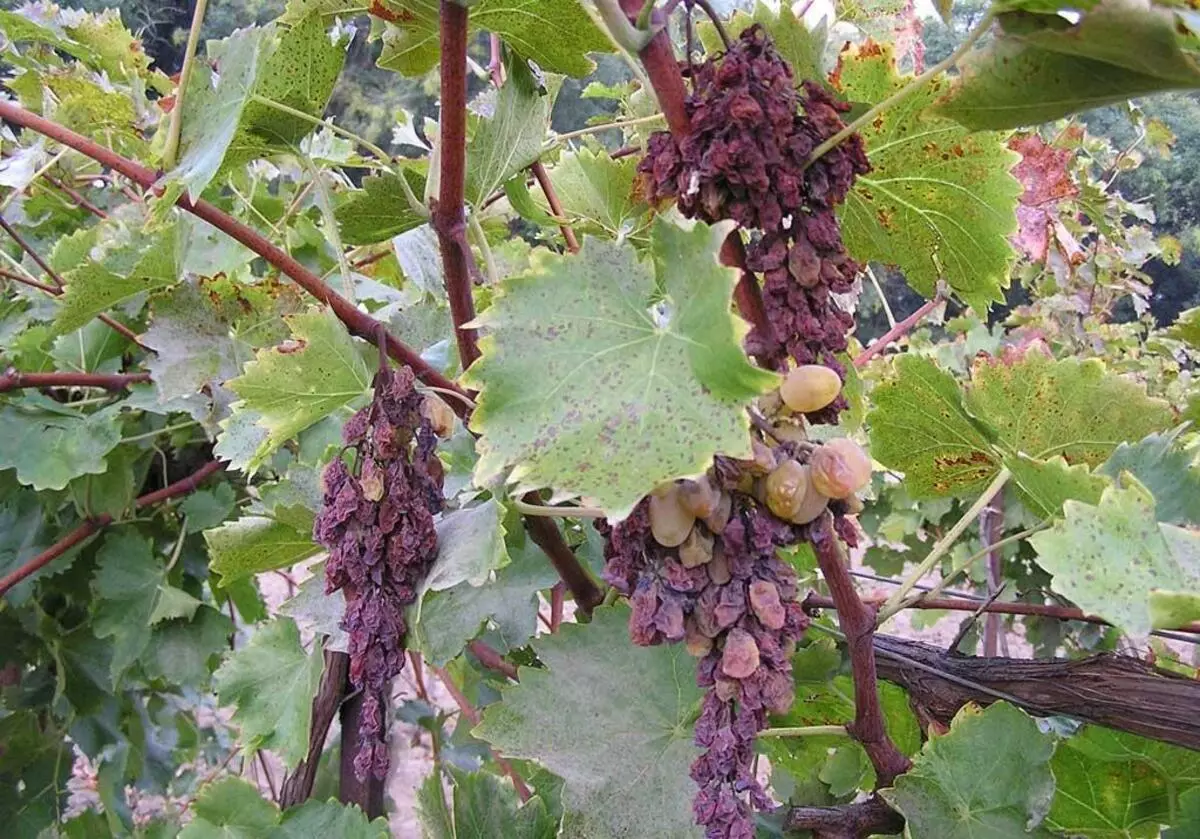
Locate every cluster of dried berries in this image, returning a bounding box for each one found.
[313,365,444,781]
[638,24,870,423]
[600,433,870,839]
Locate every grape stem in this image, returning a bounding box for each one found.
[876,467,1011,624]
[758,724,850,739]
[0,370,149,392]
[512,499,608,519]
[0,460,223,597]
[803,11,996,170]
[853,293,943,367]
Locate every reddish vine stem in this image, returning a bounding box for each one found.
[433,664,532,801]
[0,267,58,294]
[524,512,603,616]
[280,649,350,807]
[0,370,149,392]
[532,161,580,254]
[853,295,942,368]
[0,460,222,597]
[811,514,912,787]
[803,592,1200,635]
[433,1,481,369]
[468,639,518,680]
[44,174,108,219]
[0,99,467,409]
[0,261,145,348]
[784,796,904,839]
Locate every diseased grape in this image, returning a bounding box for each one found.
[765,459,807,521]
[679,476,720,518]
[721,628,761,678]
[780,364,842,414]
[649,487,696,547]
[313,365,442,782]
[679,527,715,568]
[810,438,872,498]
[748,579,785,630]
[420,394,455,438]
[703,491,733,535]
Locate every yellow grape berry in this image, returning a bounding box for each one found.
[779,364,842,414]
[648,487,696,547]
[764,459,807,521]
[809,438,872,499]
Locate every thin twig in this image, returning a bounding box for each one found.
[688,0,732,49]
[531,161,580,254]
[43,174,107,219]
[162,0,209,169]
[0,211,64,288]
[0,460,222,596]
[0,370,149,393]
[853,295,943,367]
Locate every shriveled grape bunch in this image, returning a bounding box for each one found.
[312,364,447,781]
[600,372,872,839]
[638,24,870,424]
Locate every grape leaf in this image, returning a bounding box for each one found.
[424,499,510,592]
[934,2,1200,131]
[205,510,320,585]
[169,26,273,202]
[868,350,1172,511]
[1029,479,1200,637]
[1166,788,1200,839]
[0,489,48,606]
[1099,429,1200,527]
[378,0,611,78]
[411,531,559,665]
[465,64,557,207]
[466,218,777,518]
[835,41,1022,313]
[423,768,558,838]
[280,562,349,653]
[54,222,180,336]
[475,605,703,838]
[882,702,1056,839]
[274,798,391,839]
[0,404,122,491]
[181,483,239,533]
[179,777,279,839]
[91,532,163,685]
[227,309,371,471]
[1046,726,1195,838]
[213,618,324,767]
[334,170,428,246]
[531,148,652,243]
[142,606,235,687]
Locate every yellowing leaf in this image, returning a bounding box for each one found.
[836,41,1022,313]
[227,309,371,471]
[465,219,776,518]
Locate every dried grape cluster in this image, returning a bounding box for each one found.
[601,419,871,838]
[313,365,444,781]
[638,24,870,423]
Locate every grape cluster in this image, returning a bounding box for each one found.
[601,425,870,838]
[313,365,444,781]
[637,24,869,424]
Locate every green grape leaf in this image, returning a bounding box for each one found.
[835,41,1022,313]
[227,309,371,471]
[280,562,349,652]
[214,618,324,767]
[334,170,428,246]
[1029,479,1200,637]
[143,606,235,686]
[148,586,203,625]
[433,768,559,838]
[0,404,122,491]
[274,798,390,839]
[1167,306,1200,348]
[532,148,651,243]
[466,63,557,207]
[233,12,348,154]
[54,223,180,335]
[412,532,559,665]
[169,26,273,201]
[0,489,48,605]
[1100,429,1200,527]
[417,772,455,839]
[934,2,1200,131]
[91,532,163,685]
[179,777,279,839]
[964,352,1173,468]
[67,445,140,519]
[867,355,997,498]
[205,510,320,585]
[466,219,777,518]
[378,0,611,78]
[475,605,704,839]
[427,500,510,592]
[181,483,239,533]
[882,702,1057,839]
[868,350,1173,508]
[1166,788,1200,839]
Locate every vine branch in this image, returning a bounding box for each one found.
[280,648,349,807]
[0,460,223,597]
[853,294,943,367]
[810,513,912,787]
[0,370,149,393]
[434,1,481,369]
[0,99,468,410]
